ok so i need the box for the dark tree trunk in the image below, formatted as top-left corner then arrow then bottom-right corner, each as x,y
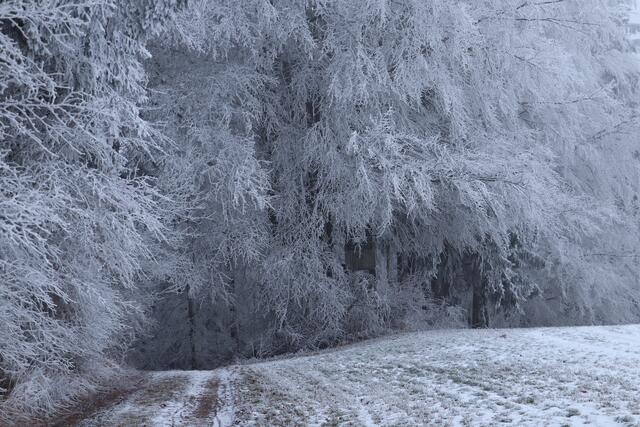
186,285 -> 197,369
471,279 -> 489,328
431,248 -> 452,300
464,253 -> 489,328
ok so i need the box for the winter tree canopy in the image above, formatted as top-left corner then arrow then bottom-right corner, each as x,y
1,0 -> 639,422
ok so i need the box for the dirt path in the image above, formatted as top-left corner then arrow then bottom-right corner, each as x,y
63,369 -> 235,427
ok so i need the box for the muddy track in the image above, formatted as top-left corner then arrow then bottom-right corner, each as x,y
50,369 -> 234,427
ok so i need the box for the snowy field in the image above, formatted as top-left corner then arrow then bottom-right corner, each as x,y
71,325 -> 640,426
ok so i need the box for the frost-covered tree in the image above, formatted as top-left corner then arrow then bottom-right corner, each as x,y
7,0 -> 630,377
0,0 -> 183,421
137,0 -> 640,364
128,44 -> 272,368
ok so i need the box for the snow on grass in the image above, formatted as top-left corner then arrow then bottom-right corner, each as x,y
213,369 -> 236,427
149,370 -> 212,426
72,325 -> 640,426
232,325 -> 640,426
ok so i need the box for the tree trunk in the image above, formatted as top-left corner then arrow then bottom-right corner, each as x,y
186,285 -> 197,369
464,253 -> 489,328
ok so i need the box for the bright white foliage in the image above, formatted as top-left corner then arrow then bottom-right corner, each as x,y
2,0 -> 640,419
0,0 -> 183,421
137,0 -> 640,363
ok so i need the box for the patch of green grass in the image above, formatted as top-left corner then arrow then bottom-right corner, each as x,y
517,395 -> 536,405
322,408 -> 350,427
615,414 -> 635,424
566,408 -> 580,417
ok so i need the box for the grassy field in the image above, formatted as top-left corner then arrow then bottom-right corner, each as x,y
71,325 -> 640,426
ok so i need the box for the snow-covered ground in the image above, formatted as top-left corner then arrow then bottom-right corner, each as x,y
73,370 -> 235,427
73,325 -> 640,426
